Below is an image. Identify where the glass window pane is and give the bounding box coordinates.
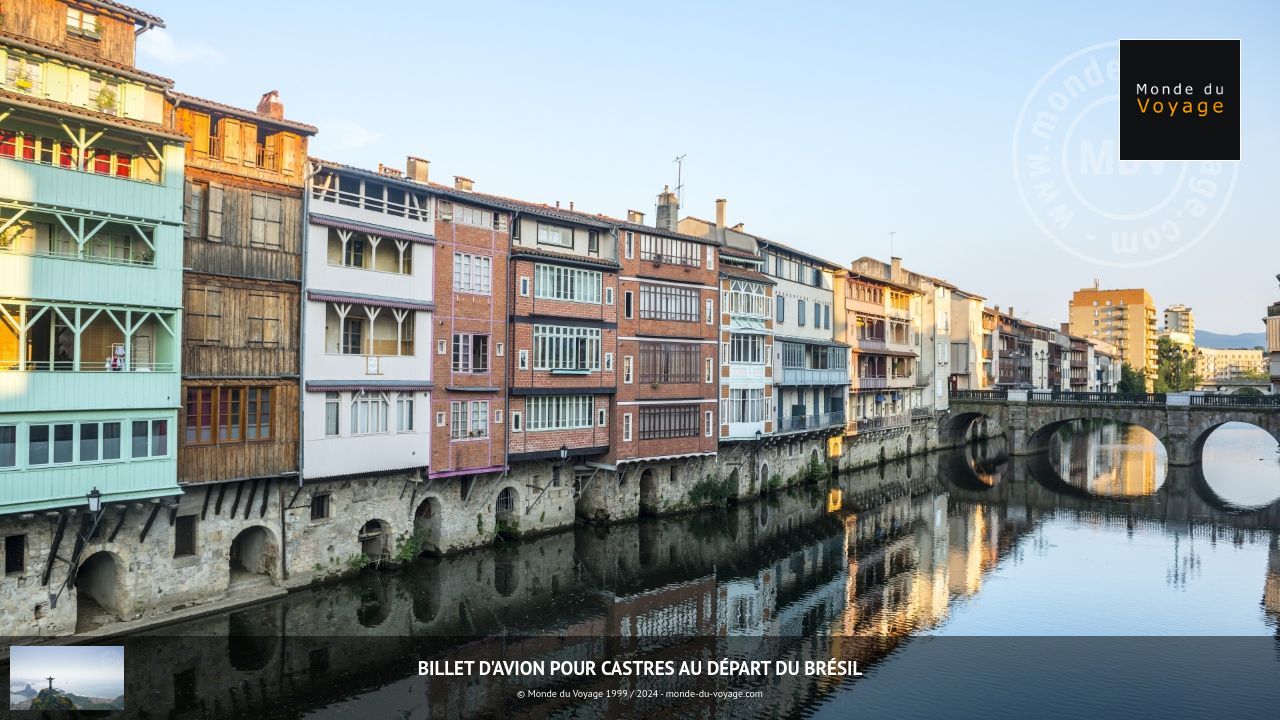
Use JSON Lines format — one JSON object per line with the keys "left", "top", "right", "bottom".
{"left": 152, "top": 420, "right": 168, "bottom": 456}
{"left": 79, "top": 423, "right": 99, "bottom": 462}
{"left": 0, "top": 426, "right": 16, "bottom": 467}
{"left": 102, "top": 422, "right": 121, "bottom": 460}
{"left": 29, "top": 425, "right": 49, "bottom": 465}
{"left": 53, "top": 424, "right": 73, "bottom": 463}
{"left": 132, "top": 420, "right": 148, "bottom": 458}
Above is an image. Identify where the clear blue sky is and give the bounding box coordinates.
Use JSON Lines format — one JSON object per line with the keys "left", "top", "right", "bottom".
{"left": 138, "top": 1, "right": 1280, "bottom": 333}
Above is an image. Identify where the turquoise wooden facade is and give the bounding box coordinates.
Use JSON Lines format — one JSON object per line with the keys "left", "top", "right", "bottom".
{"left": 0, "top": 56, "right": 186, "bottom": 513}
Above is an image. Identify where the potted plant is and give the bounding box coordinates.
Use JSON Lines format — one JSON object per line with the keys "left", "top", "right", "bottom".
{"left": 94, "top": 87, "right": 117, "bottom": 113}
{"left": 14, "top": 70, "right": 33, "bottom": 91}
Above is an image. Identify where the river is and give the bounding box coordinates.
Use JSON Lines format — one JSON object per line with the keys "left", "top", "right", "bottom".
{"left": 98, "top": 422, "right": 1280, "bottom": 718}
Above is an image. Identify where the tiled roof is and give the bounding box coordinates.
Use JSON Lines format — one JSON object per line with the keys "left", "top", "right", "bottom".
{"left": 754, "top": 236, "right": 843, "bottom": 270}
{"left": 309, "top": 214, "right": 434, "bottom": 245}
{"left": 170, "top": 92, "right": 318, "bottom": 134}
{"left": 305, "top": 289, "right": 435, "bottom": 313}
{"left": 0, "top": 88, "right": 187, "bottom": 141}
{"left": 612, "top": 219, "right": 722, "bottom": 246}
{"left": 305, "top": 380, "right": 431, "bottom": 393}
{"left": 431, "top": 183, "right": 615, "bottom": 229}
{"left": 0, "top": 29, "right": 173, "bottom": 86}
{"left": 84, "top": 0, "right": 166, "bottom": 27}
{"left": 719, "top": 245, "right": 759, "bottom": 259}
{"left": 509, "top": 245, "right": 619, "bottom": 269}
{"left": 720, "top": 265, "right": 775, "bottom": 284}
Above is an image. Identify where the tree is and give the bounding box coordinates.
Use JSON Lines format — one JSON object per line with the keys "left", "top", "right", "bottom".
{"left": 1152, "top": 336, "right": 1201, "bottom": 393}
{"left": 1117, "top": 363, "right": 1146, "bottom": 393}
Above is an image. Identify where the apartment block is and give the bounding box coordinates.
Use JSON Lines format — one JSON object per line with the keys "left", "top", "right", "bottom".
{"left": 1068, "top": 284, "right": 1158, "bottom": 375}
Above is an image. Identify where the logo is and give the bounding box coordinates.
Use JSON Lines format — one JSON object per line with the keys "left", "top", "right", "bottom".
{"left": 1013, "top": 42, "right": 1238, "bottom": 268}
{"left": 1120, "top": 39, "right": 1240, "bottom": 160}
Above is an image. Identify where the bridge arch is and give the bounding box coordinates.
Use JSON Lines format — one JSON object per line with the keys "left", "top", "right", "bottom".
{"left": 1021, "top": 406, "right": 1171, "bottom": 457}
{"left": 1187, "top": 417, "right": 1280, "bottom": 467}
{"left": 941, "top": 410, "right": 1005, "bottom": 446}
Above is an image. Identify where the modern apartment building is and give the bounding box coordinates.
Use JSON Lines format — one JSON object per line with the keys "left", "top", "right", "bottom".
{"left": 171, "top": 89, "right": 315, "bottom": 594}
{"left": 1068, "top": 284, "right": 1158, "bottom": 375}
{"left": 1196, "top": 347, "right": 1266, "bottom": 381}
{"left": 1163, "top": 304, "right": 1195, "bottom": 345}
{"left": 0, "top": 0, "right": 185, "bottom": 633}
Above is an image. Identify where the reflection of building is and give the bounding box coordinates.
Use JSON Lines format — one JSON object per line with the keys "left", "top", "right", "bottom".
{"left": 1069, "top": 283, "right": 1158, "bottom": 375}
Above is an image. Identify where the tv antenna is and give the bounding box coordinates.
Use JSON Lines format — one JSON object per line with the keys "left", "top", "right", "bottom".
{"left": 889, "top": 231, "right": 896, "bottom": 257}
{"left": 673, "top": 154, "right": 686, "bottom": 206}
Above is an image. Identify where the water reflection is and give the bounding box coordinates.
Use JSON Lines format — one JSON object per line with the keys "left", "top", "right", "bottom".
{"left": 1049, "top": 419, "right": 1167, "bottom": 497}
{"left": 1202, "top": 422, "right": 1280, "bottom": 508}
{"left": 67, "top": 425, "right": 1280, "bottom": 719}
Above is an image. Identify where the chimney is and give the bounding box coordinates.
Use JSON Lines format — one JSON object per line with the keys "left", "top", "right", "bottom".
{"left": 890, "top": 256, "right": 902, "bottom": 283}
{"left": 1093, "top": 278, "right": 1101, "bottom": 290}
{"left": 656, "top": 185, "right": 679, "bottom": 233}
{"left": 1009, "top": 306, "right": 1015, "bottom": 318}
{"left": 627, "top": 209, "right": 645, "bottom": 224}
{"left": 715, "top": 198, "right": 727, "bottom": 228}
{"left": 454, "top": 176, "right": 473, "bottom": 191}
{"left": 256, "top": 90, "right": 284, "bottom": 120}
{"left": 730, "top": 223, "right": 744, "bottom": 232}
{"left": 406, "top": 156, "right": 430, "bottom": 183}
{"left": 569, "top": 201, "right": 574, "bottom": 211}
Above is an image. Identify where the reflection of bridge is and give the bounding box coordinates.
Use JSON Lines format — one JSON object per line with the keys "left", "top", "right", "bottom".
{"left": 942, "top": 444, "right": 1280, "bottom": 532}
{"left": 945, "top": 390, "right": 1280, "bottom": 466}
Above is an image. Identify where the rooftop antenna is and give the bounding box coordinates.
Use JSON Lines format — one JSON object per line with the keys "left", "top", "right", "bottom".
{"left": 888, "top": 231, "right": 896, "bottom": 257}
{"left": 673, "top": 154, "right": 686, "bottom": 207}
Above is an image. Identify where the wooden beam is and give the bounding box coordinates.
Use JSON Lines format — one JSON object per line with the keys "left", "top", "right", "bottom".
{"left": 259, "top": 479, "right": 270, "bottom": 518}
{"left": 41, "top": 511, "right": 68, "bottom": 586}
{"left": 229, "top": 481, "right": 244, "bottom": 518}
{"left": 243, "top": 479, "right": 259, "bottom": 520}
{"left": 286, "top": 484, "right": 303, "bottom": 510}
{"left": 215, "top": 483, "right": 227, "bottom": 515}
{"left": 168, "top": 505, "right": 177, "bottom": 526}
{"left": 138, "top": 503, "right": 160, "bottom": 543}
{"left": 107, "top": 506, "right": 129, "bottom": 543}
{"left": 66, "top": 514, "right": 91, "bottom": 587}
{"left": 201, "top": 485, "right": 213, "bottom": 520}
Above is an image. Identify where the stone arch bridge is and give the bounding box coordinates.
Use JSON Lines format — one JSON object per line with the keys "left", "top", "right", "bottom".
{"left": 943, "top": 390, "right": 1280, "bottom": 466}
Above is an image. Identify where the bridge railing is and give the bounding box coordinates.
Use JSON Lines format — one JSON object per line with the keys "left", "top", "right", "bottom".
{"left": 1027, "top": 390, "right": 1167, "bottom": 405}
{"left": 950, "top": 389, "right": 1007, "bottom": 401}
{"left": 1189, "top": 394, "right": 1280, "bottom": 408}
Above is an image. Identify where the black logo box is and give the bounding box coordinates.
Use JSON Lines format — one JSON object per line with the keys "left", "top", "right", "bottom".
{"left": 1120, "top": 39, "right": 1240, "bottom": 160}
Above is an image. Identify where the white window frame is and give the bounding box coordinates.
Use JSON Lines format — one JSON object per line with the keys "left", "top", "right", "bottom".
{"left": 351, "top": 392, "right": 390, "bottom": 435}
{"left": 526, "top": 395, "right": 594, "bottom": 431}
{"left": 450, "top": 400, "right": 489, "bottom": 439}
{"left": 534, "top": 264, "right": 602, "bottom": 304}
{"left": 705, "top": 410, "right": 714, "bottom": 436}
{"left": 511, "top": 411, "right": 523, "bottom": 432}
{"left": 396, "top": 393, "right": 414, "bottom": 432}
{"left": 622, "top": 413, "right": 633, "bottom": 442}
{"left": 533, "top": 325, "right": 601, "bottom": 371}
{"left": 623, "top": 355, "right": 633, "bottom": 383}
{"left": 453, "top": 252, "right": 492, "bottom": 294}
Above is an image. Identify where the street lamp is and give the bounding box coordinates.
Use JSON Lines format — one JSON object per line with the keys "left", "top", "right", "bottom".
{"left": 49, "top": 488, "right": 105, "bottom": 610}
{"left": 558, "top": 445, "right": 569, "bottom": 463}
{"left": 87, "top": 487, "right": 102, "bottom": 514}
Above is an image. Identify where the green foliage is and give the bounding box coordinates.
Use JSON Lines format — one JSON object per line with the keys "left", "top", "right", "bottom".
{"left": 393, "top": 526, "right": 429, "bottom": 562}
{"left": 764, "top": 473, "right": 783, "bottom": 493}
{"left": 345, "top": 552, "right": 371, "bottom": 570}
{"left": 1153, "top": 337, "right": 1201, "bottom": 393}
{"left": 1238, "top": 368, "right": 1269, "bottom": 381}
{"left": 803, "top": 457, "right": 831, "bottom": 483}
{"left": 495, "top": 516, "right": 520, "bottom": 539}
{"left": 687, "top": 472, "right": 736, "bottom": 507}
{"left": 1117, "top": 362, "right": 1148, "bottom": 393}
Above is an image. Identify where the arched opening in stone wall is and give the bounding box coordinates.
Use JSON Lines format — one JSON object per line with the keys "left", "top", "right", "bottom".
{"left": 1198, "top": 421, "right": 1280, "bottom": 508}
{"left": 639, "top": 469, "right": 658, "bottom": 515}
{"left": 75, "top": 551, "right": 123, "bottom": 632}
{"left": 414, "top": 497, "right": 443, "bottom": 556}
{"left": 495, "top": 487, "right": 519, "bottom": 539}
{"left": 359, "top": 519, "right": 391, "bottom": 563}
{"left": 229, "top": 526, "right": 277, "bottom": 587}
{"left": 759, "top": 462, "right": 771, "bottom": 488}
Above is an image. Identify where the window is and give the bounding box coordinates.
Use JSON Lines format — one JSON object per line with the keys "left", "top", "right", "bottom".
{"left": 537, "top": 224, "right": 572, "bottom": 248}
{"left": 186, "top": 287, "right": 223, "bottom": 344}
{"left": 527, "top": 395, "right": 593, "bottom": 431}
{"left": 450, "top": 401, "right": 489, "bottom": 438}
{"left": 729, "top": 334, "right": 765, "bottom": 364}
{"left": 435, "top": 411, "right": 446, "bottom": 427}
{"left": 66, "top": 8, "right": 99, "bottom": 39}
{"left": 246, "top": 388, "right": 272, "bottom": 441}
{"left": 624, "top": 291, "right": 633, "bottom": 319}
{"left": 640, "top": 284, "right": 698, "bottom": 322}
{"left": 605, "top": 287, "right": 614, "bottom": 305}
{"left": 588, "top": 230, "right": 599, "bottom": 254}
{"left": 623, "top": 355, "right": 633, "bottom": 383}
{"left": 174, "top": 515, "right": 196, "bottom": 558}
{"left": 604, "top": 352, "right": 614, "bottom": 371}
{"left": 723, "top": 389, "right": 768, "bottom": 423}
{"left": 0, "top": 426, "right": 15, "bottom": 468}
{"left": 776, "top": 295, "right": 786, "bottom": 323}
{"left": 4, "top": 535, "right": 24, "bottom": 574}
{"left": 518, "top": 349, "right": 529, "bottom": 370}
{"left": 342, "top": 236, "right": 366, "bottom": 268}
{"left": 185, "top": 180, "right": 207, "bottom": 239}
{"left": 28, "top": 425, "right": 49, "bottom": 465}
{"left": 454, "top": 205, "right": 494, "bottom": 229}
{"left": 185, "top": 388, "right": 214, "bottom": 445}
{"left": 103, "top": 422, "right": 121, "bottom": 460}
{"left": 217, "top": 387, "right": 243, "bottom": 442}
{"left": 533, "top": 326, "right": 600, "bottom": 371}
{"left": 325, "top": 392, "right": 340, "bottom": 436}
{"left": 723, "top": 280, "right": 768, "bottom": 316}
{"left": 623, "top": 412, "right": 633, "bottom": 442}
{"left": 130, "top": 419, "right": 168, "bottom": 458}
{"left": 705, "top": 410, "right": 714, "bottom": 436}
{"left": 639, "top": 342, "right": 700, "bottom": 383}
{"left": 453, "top": 253, "right": 492, "bottom": 294}
{"left": 782, "top": 343, "right": 805, "bottom": 368}
{"left": 340, "top": 316, "right": 364, "bottom": 355}
{"left": 624, "top": 232, "right": 634, "bottom": 259}
{"left": 798, "top": 300, "right": 806, "bottom": 326}
{"left": 247, "top": 293, "right": 281, "bottom": 347}
{"left": 519, "top": 277, "right": 530, "bottom": 296}
{"left": 597, "top": 408, "right": 607, "bottom": 427}
{"left": 351, "top": 393, "right": 389, "bottom": 434}
{"left": 639, "top": 405, "right": 700, "bottom": 439}
{"left": 535, "top": 264, "right": 602, "bottom": 303}
{"left": 640, "top": 233, "right": 700, "bottom": 267}
{"left": 452, "top": 334, "right": 490, "bottom": 373}
{"left": 250, "top": 194, "right": 283, "bottom": 248}
{"left": 824, "top": 304, "right": 832, "bottom": 330}
{"left": 705, "top": 357, "right": 714, "bottom": 383}
{"left": 310, "top": 493, "right": 330, "bottom": 520}
{"left": 396, "top": 393, "right": 414, "bottom": 432}
{"left": 510, "top": 412, "right": 523, "bottom": 432}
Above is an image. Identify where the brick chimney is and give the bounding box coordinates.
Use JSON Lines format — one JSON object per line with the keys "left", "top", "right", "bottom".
{"left": 454, "top": 176, "right": 473, "bottom": 191}
{"left": 715, "top": 198, "right": 727, "bottom": 228}
{"left": 627, "top": 209, "right": 645, "bottom": 224}
{"left": 890, "top": 256, "right": 902, "bottom": 283}
{"left": 656, "top": 185, "right": 678, "bottom": 233}
{"left": 256, "top": 90, "right": 284, "bottom": 120}
{"left": 406, "top": 156, "right": 429, "bottom": 183}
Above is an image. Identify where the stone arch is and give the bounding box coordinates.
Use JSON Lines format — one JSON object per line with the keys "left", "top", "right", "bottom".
{"left": 359, "top": 519, "right": 392, "bottom": 563}
{"left": 759, "top": 461, "right": 771, "bottom": 487}
{"left": 1187, "top": 416, "right": 1280, "bottom": 467}
{"left": 75, "top": 550, "right": 126, "bottom": 632}
{"left": 941, "top": 411, "right": 1002, "bottom": 445}
{"left": 639, "top": 468, "right": 659, "bottom": 515}
{"left": 1022, "top": 408, "right": 1169, "bottom": 457}
{"left": 227, "top": 606, "right": 279, "bottom": 672}
{"left": 494, "top": 555, "right": 519, "bottom": 597}
{"left": 414, "top": 496, "right": 444, "bottom": 555}
{"left": 495, "top": 485, "right": 519, "bottom": 537}
{"left": 229, "top": 524, "right": 278, "bottom": 586}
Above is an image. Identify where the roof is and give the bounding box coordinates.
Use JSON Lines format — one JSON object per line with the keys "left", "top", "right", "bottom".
{"left": 720, "top": 265, "right": 775, "bottom": 285}
{"left": 83, "top": 0, "right": 166, "bottom": 28}
{"left": 305, "top": 289, "right": 435, "bottom": 313}
{"left": 613, "top": 219, "right": 721, "bottom": 246}
{"left": 309, "top": 213, "right": 434, "bottom": 245}
{"left": 0, "top": 88, "right": 187, "bottom": 142}
{"left": 841, "top": 269, "right": 922, "bottom": 296}
{"left": 434, "top": 184, "right": 615, "bottom": 229}
{"left": 0, "top": 29, "right": 173, "bottom": 87}
{"left": 509, "top": 245, "right": 619, "bottom": 270}
{"left": 309, "top": 158, "right": 513, "bottom": 213}
{"left": 773, "top": 335, "right": 851, "bottom": 349}
{"left": 719, "top": 245, "right": 760, "bottom": 260}
{"left": 305, "top": 380, "right": 431, "bottom": 393}
{"left": 754, "top": 236, "right": 843, "bottom": 271}
{"left": 169, "top": 92, "right": 318, "bottom": 134}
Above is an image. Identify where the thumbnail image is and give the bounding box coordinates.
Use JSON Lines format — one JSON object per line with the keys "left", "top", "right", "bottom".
{"left": 9, "top": 645, "right": 124, "bottom": 712}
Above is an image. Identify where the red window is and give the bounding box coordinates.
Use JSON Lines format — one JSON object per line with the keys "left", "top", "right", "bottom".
{"left": 0, "top": 131, "right": 15, "bottom": 158}
{"left": 20, "top": 136, "right": 34, "bottom": 162}
{"left": 58, "top": 144, "right": 74, "bottom": 167}
{"left": 92, "top": 151, "right": 111, "bottom": 174}
{"left": 114, "top": 153, "right": 131, "bottom": 177}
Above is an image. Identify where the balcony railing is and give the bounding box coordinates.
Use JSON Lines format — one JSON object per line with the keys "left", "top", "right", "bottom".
{"left": 950, "top": 389, "right": 1008, "bottom": 401}
{"left": 1, "top": 360, "right": 176, "bottom": 373}
{"left": 847, "top": 414, "right": 911, "bottom": 434}
{"left": 777, "top": 412, "right": 845, "bottom": 433}
{"left": 779, "top": 366, "right": 849, "bottom": 385}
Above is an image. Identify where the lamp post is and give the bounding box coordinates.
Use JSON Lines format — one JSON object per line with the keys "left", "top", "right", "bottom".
{"left": 49, "top": 488, "right": 105, "bottom": 610}
{"left": 555, "top": 445, "right": 569, "bottom": 486}
{"left": 1034, "top": 350, "right": 1048, "bottom": 390}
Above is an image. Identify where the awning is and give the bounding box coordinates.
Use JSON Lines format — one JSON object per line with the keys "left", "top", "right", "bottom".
{"left": 851, "top": 348, "right": 918, "bottom": 359}
{"left": 730, "top": 317, "right": 769, "bottom": 334}
{"left": 306, "top": 289, "right": 435, "bottom": 313}
{"left": 309, "top": 213, "right": 435, "bottom": 245}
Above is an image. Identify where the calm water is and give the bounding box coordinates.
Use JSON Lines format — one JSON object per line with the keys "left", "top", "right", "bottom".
{"left": 62, "top": 422, "right": 1280, "bottom": 717}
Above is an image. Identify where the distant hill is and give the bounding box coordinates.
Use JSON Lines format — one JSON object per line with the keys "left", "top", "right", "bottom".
{"left": 1196, "top": 330, "right": 1266, "bottom": 349}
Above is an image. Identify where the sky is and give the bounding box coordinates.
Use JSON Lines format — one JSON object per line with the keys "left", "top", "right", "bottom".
{"left": 136, "top": 1, "right": 1280, "bottom": 333}
{"left": 9, "top": 645, "right": 124, "bottom": 696}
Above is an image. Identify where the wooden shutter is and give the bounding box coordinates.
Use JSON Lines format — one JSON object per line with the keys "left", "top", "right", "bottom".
{"left": 241, "top": 123, "right": 258, "bottom": 166}
{"left": 191, "top": 112, "right": 211, "bottom": 155}
{"left": 207, "top": 183, "right": 224, "bottom": 241}
{"left": 280, "top": 133, "right": 298, "bottom": 176}
{"left": 249, "top": 193, "right": 265, "bottom": 246}
{"left": 220, "top": 118, "right": 241, "bottom": 162}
